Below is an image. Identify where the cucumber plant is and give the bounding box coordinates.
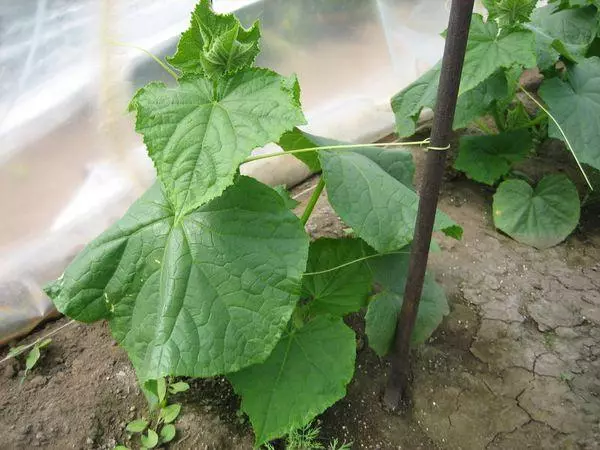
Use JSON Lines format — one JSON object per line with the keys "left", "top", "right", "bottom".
{"left": 392, "top": 0, "right": 600, "bottom": 249}
{"left": 45, "top": 1, "right": 461, "bottom": 445}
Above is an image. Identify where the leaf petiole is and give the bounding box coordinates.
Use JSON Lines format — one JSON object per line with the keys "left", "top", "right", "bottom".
{"left": 519, "top": 85, "right": 593, "bottom": 190}
{"left": 300, "top": 178, "right": 325, "bottom": 226}
{"left": 242, "top": 139, "right": 431, "bottom": 164}
{"left": 302, "top": 251, "right": 411, "bottom": 277}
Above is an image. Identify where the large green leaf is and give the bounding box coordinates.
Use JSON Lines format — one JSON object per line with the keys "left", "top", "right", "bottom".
{"left": 493, "top": 175, "right": 581, "bottom": 249}
{"left": 454, "top": 130, "right": 533, "bottom": 185}
{"left": 539, "top": 57, "right": 600, "bottom": 171}
{"left": 47, "top": 176, "right": 309, "bottom": 380}
{"left": 319, "top": 150, "right": 461, "bottom": 253}
{"left": 528, "top": 5, "right": 598, "bottom": 69}
{"left": 391, "top": 66, "right": 514, "bottom": 137}
{"left": 365, "top": 252, "right": 449, "bottom": 356}
{"left": 167, "top": 0, "right": 261, "bottom": 77}
{"left": 229, "top": 316, "right": 356, "bottom": 445}
{"left": 129, "top": 70, "right": 305, "bottom": 214}
{"left": 482, "top": 0, "right": 537, "bottom": 27}
{"left": 460, "top": 14, "right": 536, "bottom": 95}
{"left": 302, "top": 238, "right": 372, "bottom": 317}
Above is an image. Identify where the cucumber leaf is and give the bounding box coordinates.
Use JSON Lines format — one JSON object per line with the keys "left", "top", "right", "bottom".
{"left": 539, "top": 57, "right": 600, "bottom": 172}
{"left": 453, "top": 70, "right": 511, "bottom": 130}
{"left": 391, "top": 66, "right": 515, "bottom": 137}
{"left": 482, "top": 0, "right": 537, "bottom": 27}
{"left": 493, "top": 175, "right": 581, "bottom": 249}
{"left": 275, "top": 129, "right": 460, "bottom": 252}
{"left": 129, "top": 70, "right": 305, "bottom": 215}
{"left": 528, "top": 5, "right": 598, "bottom": 69}
{"left": 390, "top": 63, "right": 440, "bottom": 138}
{"left": 454, "top": 130, "right": 533, "bottom": 185}
{"left": 460, "top": 14, "right": 536, "bottom": 95}
{"left": 229, "top": 316, "right": 356, "bottom": 446}
{"left": 302, "top": 238, "right": 372, "bottom": 317}
{"left": 167, "top": 0, "right": 261, "bottom": 77}
{"left": 365, "top": 251, "right": 449, "bottom": 356}
{"left": 46, "top": 176, "right": 309, "bottom": 381}
{"left": 319, "top": 150, "right": 461, "bottom": 253}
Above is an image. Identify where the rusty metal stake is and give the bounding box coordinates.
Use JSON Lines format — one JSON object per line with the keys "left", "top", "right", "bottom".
{"left": 384, "top": 0, "right": 475, "bottom": 410}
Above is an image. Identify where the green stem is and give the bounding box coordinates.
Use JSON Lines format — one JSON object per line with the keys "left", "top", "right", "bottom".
{"left": 242, "top": 139, "right": 430, "bottom": 164}
{"left": 520, "top": 112, "right": 547, "bottom": 129}
{"left": 491, "top": 107, "right": 506, "bottom": 132}
{"left": 474, "top": 118, "right": 495, "bottom": 135}
{"left": 300, "top": 178, "right": 325, "bottom": 225}
{"left": 303, "top": 250, "right": 411, "bottom": 276}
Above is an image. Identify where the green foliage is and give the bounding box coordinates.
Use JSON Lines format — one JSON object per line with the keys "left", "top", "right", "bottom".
{"left": 121, "top": 377, "right": 185, "bottom": 449}
{"left": 167, "top": 0, "right": 261, "bottom": 77}
{"left": 493, "top": 175, "right": 581, "bottom": 249}
{"left": 48, "top": 1, "right": 458, "bottom": 445}
{"left": 278, "top": 129, "right": 462, "bottom": 252}
{"left": 9, "top": 337, "right": 52, "bottom": 384}
{"left": 48, "top": 177, "right": 309, "bottom": 381}
{"left": 454, "top": 130, "right": 533, "bottom": 185}
{"left": 320, "top": 150, "right": 461, "bottom": 252}
{"left": 529, "top": 4, "right": 598, "bottom": 68}
{"left": 483, "top": 0, "right": 537, "bottom": 27}
{"left": 229, "top": 316, "right": 356, "bottom": 445}
{"left": 262, "top": 421, "right": 352, "bottom": 450}
{"left": 302, "top": 239, "right": 372, "bottom": 317}
{"left": 365, "top": 252, "right": 449, "bottom": 356}
{"left": 539, "top": 57, "right": 600, "bottom": 171}
{"left": 459, "top": 14, "right": 536, "bottom": 95}
{"left": 141, "top": 429, "right": 159, "bottom": 448}
{"left": 273, "top": 185, "right": 300, "bottom": 209}
{"left": 128, "top": 71, "right": 305, "bottom": 215}
{"left": 392, "top": 0, "right": 599, "bottom": 248}
{"left": 168, "top": 381, "right": 190, "bottom": 394}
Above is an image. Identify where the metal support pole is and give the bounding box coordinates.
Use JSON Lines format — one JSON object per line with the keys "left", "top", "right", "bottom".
{"left": 384, "top": 0, "right": 475, "bottom": 410}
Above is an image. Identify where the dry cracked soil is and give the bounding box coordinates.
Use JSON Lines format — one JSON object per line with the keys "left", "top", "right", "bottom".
{"left": 1, "top": 169, "right": 599, "bottom": 450}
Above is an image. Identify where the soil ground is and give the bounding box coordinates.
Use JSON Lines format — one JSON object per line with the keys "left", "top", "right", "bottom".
{"left": 1, "top": 161, "right": 600, "bottom": 449}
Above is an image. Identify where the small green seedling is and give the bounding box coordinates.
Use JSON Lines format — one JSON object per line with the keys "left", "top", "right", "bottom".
{"left": 543, "top": 331, "right": 557, "bottom": 350}
{"left": 263, "top": 422, "right": 352, "bottom": 450}
{"left": 560, "top": 372, "right": 574, "bottom": 383}
{"left": 117, "top": 377, "right": 189, "bottom": 449}
{"left": 9, "top": 338, "right": 52, "bottom": 384}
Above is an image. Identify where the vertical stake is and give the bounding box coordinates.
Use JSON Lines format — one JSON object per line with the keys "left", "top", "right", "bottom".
{"left": 384, "top": 0, "right": 475, "bottom": 410}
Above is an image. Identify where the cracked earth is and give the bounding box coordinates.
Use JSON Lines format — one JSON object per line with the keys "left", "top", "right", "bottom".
{"left": 300, "top": 173, "right": 600, "bottom": 450}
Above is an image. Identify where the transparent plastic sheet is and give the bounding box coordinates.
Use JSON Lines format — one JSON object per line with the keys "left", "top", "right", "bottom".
{"left": 0, "top": 0, "right": 453, "bottom": 345}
